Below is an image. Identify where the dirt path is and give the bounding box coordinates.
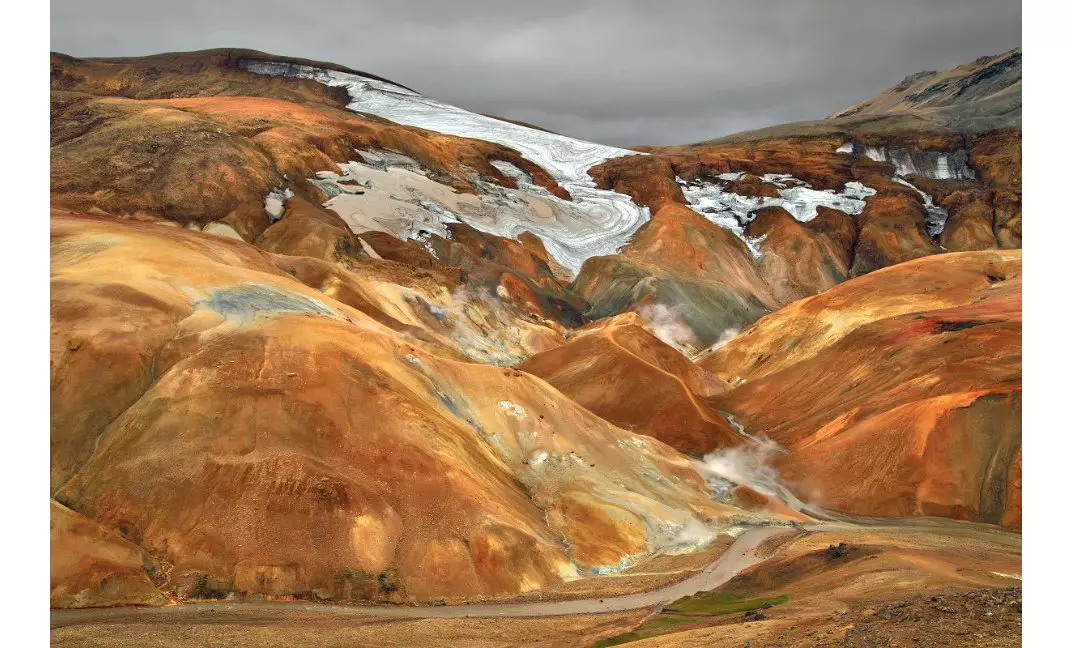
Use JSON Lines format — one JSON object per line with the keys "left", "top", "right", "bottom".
{"left": 51, "top": 525, "right": 792, "bottom": 626}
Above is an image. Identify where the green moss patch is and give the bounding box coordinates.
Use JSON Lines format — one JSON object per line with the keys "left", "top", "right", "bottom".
{"left": 665, "top": 590, "right": 789, "bottom": 615}
{"left": 593, "top": 592, "right": 788, "bottom": 647}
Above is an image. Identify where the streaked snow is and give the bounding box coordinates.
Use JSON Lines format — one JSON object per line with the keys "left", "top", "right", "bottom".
{"left": 892, "top": 176, "right": 949, "bottom": 240}
{"left": 489, "top": 160, "right": 533, "bottom": 184}
{"left": 311, "top": 159, "right": 649, "bottom": 275}
{"left": 839, "top": 142, "right": 953, "bottom": 241}
{"left": 243, "top": 60, "right": 650, "bottom": 274}
{"left": 863, "top": 146, "right": 975, "bottom": 180}
{"left": 676, "top": 173, "right": 875, "bottom": 258}
{"left": 842, "top": 181, "right": 876, "bottom": 201}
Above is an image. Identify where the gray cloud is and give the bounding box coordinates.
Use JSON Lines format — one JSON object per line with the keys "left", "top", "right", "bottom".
{"left": 51, "top": 0, "right": 1020, "bottom": 146}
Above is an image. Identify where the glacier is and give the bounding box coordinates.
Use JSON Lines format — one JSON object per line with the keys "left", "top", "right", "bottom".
{"left": 242, "top": 60, "right": 650, "bottom": 275}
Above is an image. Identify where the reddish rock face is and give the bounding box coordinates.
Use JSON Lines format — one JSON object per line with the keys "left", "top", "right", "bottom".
{"left": 255, "top": 195, "right": 369, "bottom": 262}
{"left": 427, "top": 223, "right": 585, "bottom": 328}
{"left": 745, "top": 206, "right": 849, "bottom": 303}
{"left": 51, "top": 61, "right": 571, "bottom": 233}
{"left": 587, "top": 155, "right": 685, "bottom": 212}
{"left": 521, "top": 314, "right": 738, "bottom": 456}
{"left": 808, "top": 206, "right": 858, "bottom": 271}
{"left": 939, "top": 192, "right": 999, "bottom": 251}
{"left": 591, "top": 130, "right": 1017, "bottom": 311}
{"left": 970, "top": 129, "right": 1021, "bottom": 248}
{"left": 652, "top": 136, "right": 857, "bottom": 190}
{"left": 702, "top": 251, "right": 1021, "bottom": 527}
{"left": 849, "top": 190, "right": 940, "bottom": 277}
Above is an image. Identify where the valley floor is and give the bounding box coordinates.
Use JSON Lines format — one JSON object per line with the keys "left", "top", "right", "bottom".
{"left": 51, "top": 518, "right": 1020, "bottom": 648}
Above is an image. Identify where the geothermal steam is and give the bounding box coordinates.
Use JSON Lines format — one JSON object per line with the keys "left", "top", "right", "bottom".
{"left": 693, "top": 436, "right": 785, "bottom": 500}
{"left": 637, "top": 303, "right": 699, "bottom": 351}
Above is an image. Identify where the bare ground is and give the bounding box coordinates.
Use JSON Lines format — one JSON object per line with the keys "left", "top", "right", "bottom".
{"left": 51, "top": 520, "right": 1020, "bottom": 648}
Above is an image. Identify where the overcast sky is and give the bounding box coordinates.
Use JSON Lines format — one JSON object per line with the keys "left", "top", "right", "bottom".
{"left": 51, "top": 0, "right": 1020, "bottom": 146}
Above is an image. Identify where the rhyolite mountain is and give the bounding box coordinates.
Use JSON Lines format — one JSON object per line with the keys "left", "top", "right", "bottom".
{"left": 50, "top": 47, "right": 1020, "bottom": 608}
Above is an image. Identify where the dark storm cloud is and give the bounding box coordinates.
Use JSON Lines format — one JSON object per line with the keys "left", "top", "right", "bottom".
{"left": 50, "top": 0, "right": 1021, "bottom": 146}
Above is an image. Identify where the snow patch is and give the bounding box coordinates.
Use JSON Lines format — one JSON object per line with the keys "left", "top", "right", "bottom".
{"left": 843, "top": 181, "right": 876, "bottom": 201}
{"left": 676, "top": 174, "right": 874, "bottom": 257}
{"left": 264, "top": 187, "right": 294, "bottom": 222}
{"left": 760, "top": 173, "right": 806, "bottom": 188}
{"left": 243, "top": 60, "right": 651, "bottom": 274}
{"left": 313, "top": 161, "right": 462, "bottom": 243}
{"left": 773, "top": 184, "right": 875, "bottom": 222}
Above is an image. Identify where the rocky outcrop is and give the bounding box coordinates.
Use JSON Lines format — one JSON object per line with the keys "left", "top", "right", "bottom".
{"left": 616, "top": 125, "right": 1013, "bottom": 293}
{"left": 830, "top": 49, "right": 1021, "bottom": 132}
{"left": 939, "top": 191, "right": 999, "bottom": 251}
{"left": 587, "top": 155, "right": 686, "bottom": 212}
{"left": 650, "top": 136, "right": 856, "bottom": 191}
{"left": 970, "top": 129, "right": 1022, "bottom": 249}
{"left": 744, "top": 206, "right": 851, "bottom": 302}
{"left": 255, "top": 195, "right": 370, "bottom": 262}
{"left": 849, "top": 184, "right": 941, "bottom": 276}
{"left": 427, "top": 223, "right": 586, "bottom": 328}
{"left": 49, "top": 90, "right": 570, "bottom": 236}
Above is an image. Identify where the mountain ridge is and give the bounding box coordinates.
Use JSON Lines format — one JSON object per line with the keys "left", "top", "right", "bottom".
{"left": 49, "top": 43, "right": 1021, "bottom": 622}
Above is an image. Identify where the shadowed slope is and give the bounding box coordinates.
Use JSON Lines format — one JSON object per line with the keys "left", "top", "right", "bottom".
{"left": 574, "top": 203, "right": 778, "bottom": 349}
